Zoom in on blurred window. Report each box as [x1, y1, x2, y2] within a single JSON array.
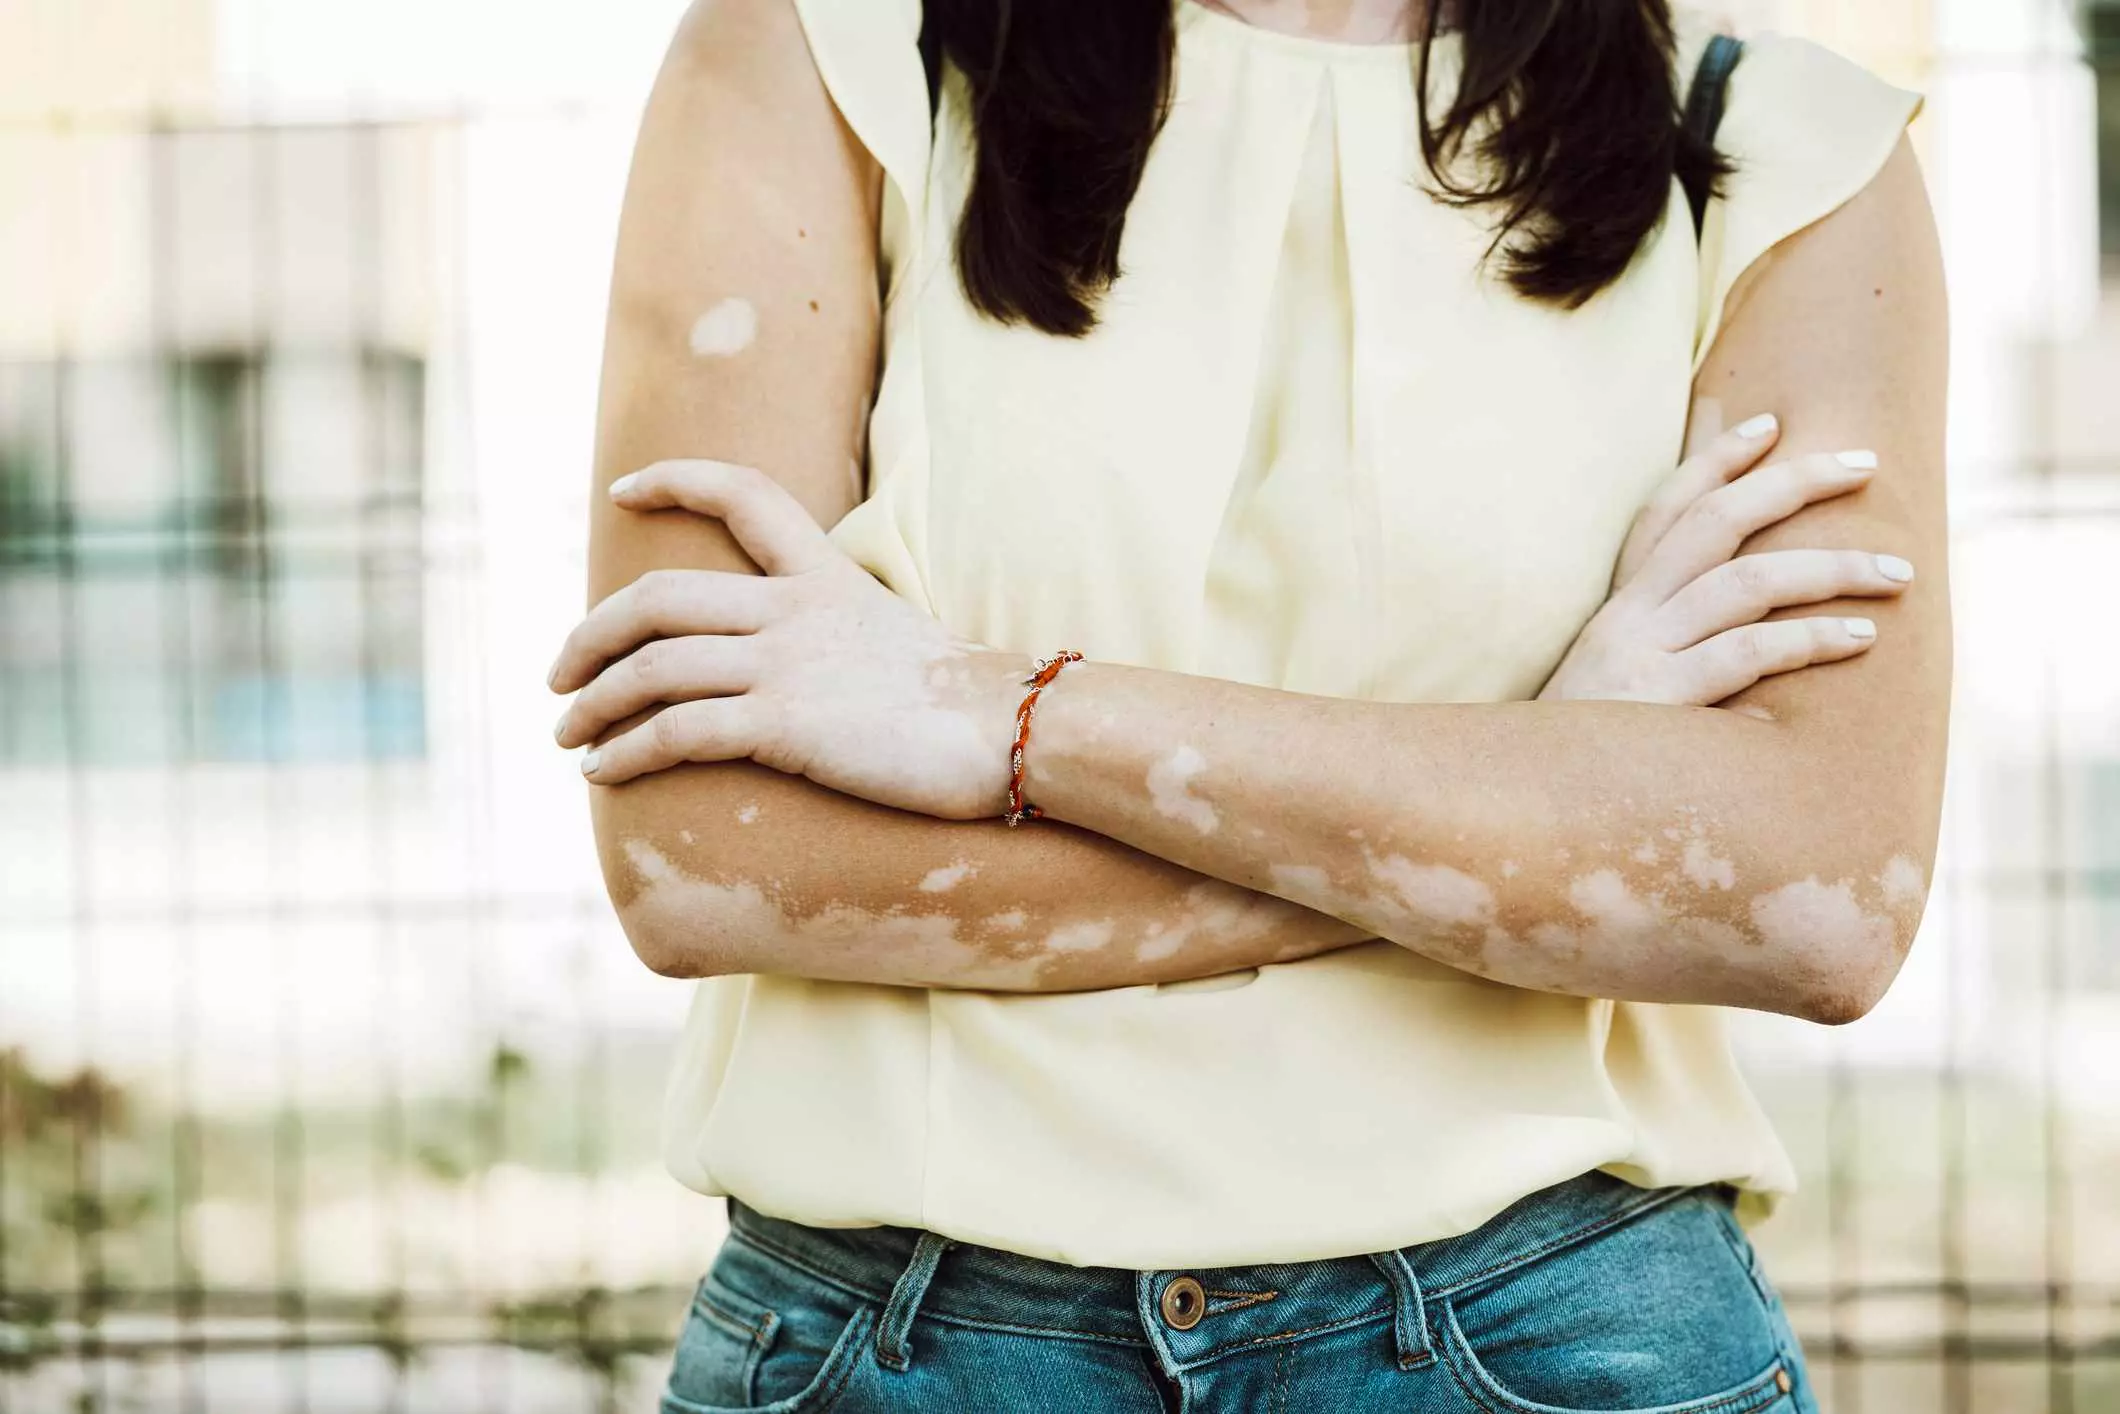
[[0, 349, 427, 765]]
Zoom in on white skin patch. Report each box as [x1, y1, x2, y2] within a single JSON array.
[[1630, 841, 1660, 865], [1133, 882, 1283, 964], [1044, 919, 1117, 953], [984, 909, 1029, 932], [1680, 839, 1736, 892], [1567, 869, 1666, 942], [1500, 860, 1521, 879], [918, 861, 976, 893], [1879, 855, 1926, 909], [1146, 745, 1220, 834], [689, 298, 758, 358], [1364, 854, 1496, 930], [735, 803, 760, 825], [679, 829, 696, 846], [1269, 864, 1332, 900], [622, 840, 1043, 988], [1749, 877, 1896, 956]]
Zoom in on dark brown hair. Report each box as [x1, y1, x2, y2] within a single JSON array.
[[919, 0, 1729, 335]]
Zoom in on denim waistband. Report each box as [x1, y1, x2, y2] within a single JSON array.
[[725, 1171, 1727, 1370]]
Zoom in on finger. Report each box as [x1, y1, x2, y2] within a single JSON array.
[[609, 460, 835, 576], [1632, 450, 1878, 602], [578, 696, 761, 786], [547, 568, 778, 693], [1616, 413, 1782, 588], [1673, 616, 1878, 704], [1658, 548, 1915, 650], [555, 635, 758, 749]]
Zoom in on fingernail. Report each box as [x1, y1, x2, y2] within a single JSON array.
[[1874, 554, 1915, 583], [546, 661, 562, 690], [1843, 618, 1877, 640], [1837, 450, 1879, 470], [607, 472, 638, 497], [580, 750, 601, 776], [554, 710, 572, 744], [1734, 414, 1778, 439]]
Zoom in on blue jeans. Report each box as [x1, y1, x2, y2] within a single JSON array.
[[662, 1171, 1815, 1413]]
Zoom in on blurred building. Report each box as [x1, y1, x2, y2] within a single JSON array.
[[1, 1, 2117, 1412]]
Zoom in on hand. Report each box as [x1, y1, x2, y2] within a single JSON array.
[[548, 460, 1032, 817], [1539, 414, 1914, 705]]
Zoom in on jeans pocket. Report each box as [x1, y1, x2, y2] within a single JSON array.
[[1437, 1189, 1797, 1414], [662, 1236, 878, 1414]]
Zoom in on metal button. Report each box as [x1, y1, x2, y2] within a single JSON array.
[[1774, 1368, 1793, 1395], [1159, 1275, 1206, 1331]]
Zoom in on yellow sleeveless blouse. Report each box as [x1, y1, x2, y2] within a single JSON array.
[[660, 0, 1923, 1268]]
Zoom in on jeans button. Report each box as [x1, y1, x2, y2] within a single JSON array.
[[1160, 1275, 1206, 1331], [1775, 1367, 1793, 1395]]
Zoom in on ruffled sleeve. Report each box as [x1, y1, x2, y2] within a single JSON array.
[[1690, 30, 1924, 373], [790, 0, 932, 289]]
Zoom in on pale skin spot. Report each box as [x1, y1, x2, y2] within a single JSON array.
[[1567, 869, 1667, 943], [1146, 745, 1220, 835], [688, 297, 758, 358], [1044, 919, 1117, 953], [1269, 863, 1332, 899], [621, 840, 1046, 988], [1749, 877, 1896, 957], [679, 829, 696, 846], [1630, 841, 1661, 865], [984, 909, 1029, 932], [1680, 838, 1737, 892], [735, 803, 760, 825], [1879, 854, 1926, 909], [1499, 860, 1521, 879], [1363, 854, 1496, 930], [918, 861, 976, 893]]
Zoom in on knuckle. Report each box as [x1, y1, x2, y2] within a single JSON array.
[[628, 639, 665, 681], [1725, 630, 1768, 674], [649, 707, 685, 756], [1725, 556, 1772, 598]]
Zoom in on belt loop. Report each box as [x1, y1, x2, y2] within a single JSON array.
[[1367, 1249, 1435, 1370], [876, 1231, 950, 1372]]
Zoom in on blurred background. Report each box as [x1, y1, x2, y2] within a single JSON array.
[[0, 0, 2115, 1410]]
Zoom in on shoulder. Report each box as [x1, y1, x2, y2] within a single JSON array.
[[1683, 20, 1930, 370]]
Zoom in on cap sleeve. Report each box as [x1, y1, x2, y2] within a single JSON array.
[[1691, 31, 1924, 374], [791, 0, 932, 280]]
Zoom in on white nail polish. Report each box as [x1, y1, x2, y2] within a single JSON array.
[[1843, 618, 1877, 640], [1734, 414, 1778, 439], [608, 472, 638, 497], [580, 750, 601, 775], [1837, 450, 1879, 470], [554, 710, 572, 743], [1875, 554, 1914, 583]]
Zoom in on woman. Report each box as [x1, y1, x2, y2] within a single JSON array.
[[550, 0, 1946, 1407]]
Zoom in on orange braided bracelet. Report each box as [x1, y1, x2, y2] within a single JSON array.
[[1004, 650, 1083, 826]]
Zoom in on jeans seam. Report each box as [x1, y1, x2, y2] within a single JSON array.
[[1437, 1296, 1791, 1414], [1426, 1184, 1693, 1300]]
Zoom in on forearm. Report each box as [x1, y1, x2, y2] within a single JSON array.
[[594, 760, 1372, 989], [1027, 671, 1930, 1020]]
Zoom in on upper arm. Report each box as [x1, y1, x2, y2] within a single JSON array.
[[590, 0, 882, 602], [586, 0, 883, 932], [1686, 136, 1951, 861]]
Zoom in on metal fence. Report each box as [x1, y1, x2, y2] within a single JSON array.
[[3, 1, 2119, 1411]]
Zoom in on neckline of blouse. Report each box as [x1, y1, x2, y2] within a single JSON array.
[[1177, 0, 1464, 66]]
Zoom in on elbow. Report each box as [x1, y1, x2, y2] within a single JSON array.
[[1781, 872, 1931, 1027], [616, 901, 745, 980]]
